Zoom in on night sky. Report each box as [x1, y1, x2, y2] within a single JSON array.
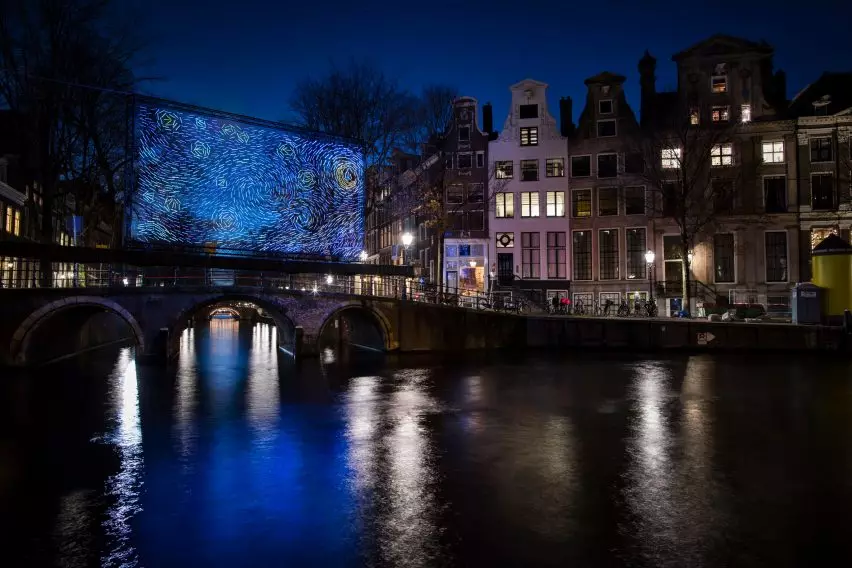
[[135, 0, 851, 129]]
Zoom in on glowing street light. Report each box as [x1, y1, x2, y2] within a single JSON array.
[[122, 277, 129, 286], [469, 260, 477, 268], [359, 250, 368, 262], [645, 250, 656, 306], [401, 232, 414, 247], [312, 284, 318, 294], [325, 274, 334, 285], [644, 250, 655, 265]]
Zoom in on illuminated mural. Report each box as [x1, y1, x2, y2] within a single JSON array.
[[130, 99, 364, 259]]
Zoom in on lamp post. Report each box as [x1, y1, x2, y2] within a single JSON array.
[[644, 249, 656, 306], [400, 232, 414, 299]]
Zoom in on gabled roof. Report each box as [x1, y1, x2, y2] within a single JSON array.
[[584, 71, 626, 86], [510, 78, 549, 91], [789, 72, 852, 118], [672, 34, 773, 61]]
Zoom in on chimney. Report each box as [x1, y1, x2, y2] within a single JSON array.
[[482, 102, 493, 133], [559, 97, 574, 137], [638, 50, 657, 129]]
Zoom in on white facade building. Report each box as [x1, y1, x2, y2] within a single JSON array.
[[488, 79, 571, 300]]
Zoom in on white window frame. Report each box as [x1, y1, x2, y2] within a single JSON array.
[[597, 152, 618, 179], [625, 226, 649, 280], [495, 192, 514, 218], [764, 230, 789, 283], [712, 232, 737, 284], [598, 228, 620, 281], [599, 99, 613, 115], [762, 140, 784, 163], [741, 104, 751, 123], [520, 191, 540, 218], [475, 151, 485, 168], [571, 188, 593, 218], [711, 144, 733, 167], [545, 157, 565, 178], [545, 191, 565, 217], [597, 119, 617, 138], [661, 148, 681, 169], [571, 230, 594, 282], [570, 155, 592, 178], [597, 187, 619, 216], [457, 151, 473, 169]]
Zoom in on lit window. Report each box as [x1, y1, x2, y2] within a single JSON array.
[[711, 75, 727, 93], [571, 190, 592, 218], [689, 107, 700, 125], [496, 232, 515, 248], [495, 193, 514, 218], [762, 141, 784, 163], [546, 191, 565, 217], [520, 191, 540, 217], [661, 148, 681, 169], [546, 158, 564, 177], [495, 161, 513, 179], [520, 127, 538, 146], [711, 144, 733, 167], [711, 106, 729, 122], [741, 104, 751, 123]]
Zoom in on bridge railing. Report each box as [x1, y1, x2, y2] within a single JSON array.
[[0, 255, 537, 314]]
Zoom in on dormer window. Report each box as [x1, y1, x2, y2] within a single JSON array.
[[601, 85, 611, 95], [599, 100, 613, 115], [813, 95, 831, 116], [519, 104, 538, 119]]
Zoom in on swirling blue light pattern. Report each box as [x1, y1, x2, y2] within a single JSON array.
[[130, 100, 365, 259]]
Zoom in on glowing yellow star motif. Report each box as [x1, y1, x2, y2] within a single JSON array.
[[335, 161, 358, 190]]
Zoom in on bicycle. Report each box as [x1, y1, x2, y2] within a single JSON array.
[[617, 300, 630, 317], [573, 301, 586, 316]]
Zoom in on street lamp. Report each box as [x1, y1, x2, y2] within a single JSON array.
[[359, 250, 368, 262], [469, 260, 476, 268], [644, 250, 656, 305], [325, 274, 334, 285], [401, 232, 413, 248]]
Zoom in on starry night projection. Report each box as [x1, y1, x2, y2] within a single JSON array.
[[130, 99, 365, 259]]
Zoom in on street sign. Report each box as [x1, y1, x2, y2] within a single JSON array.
[[697, 331, 716, 345]]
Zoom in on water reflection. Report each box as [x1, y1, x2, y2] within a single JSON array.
[[246, 323, 280, 435], [101, 348, 143, 568]]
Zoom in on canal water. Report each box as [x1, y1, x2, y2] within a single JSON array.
[[2, 319, 852, 567]]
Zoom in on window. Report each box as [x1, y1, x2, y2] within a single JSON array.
[[741, 104, 751, 122], [447, 183, 464, 205], [764, 176, 786, 213], [571, 156, 591, 177], [624, 152, 644, 174], [496, 232, 515, 248], [495, 193, 514, 218], [468, 183, 484, 203], [812, 174, 835, 210], [661, 148, 681, 169], [713, 234, 735, 283], [599, 100, 613, 114], [476, 151, 485, 168], [662, 182, 678, 217], [765, 232, 788, 282], [572, 231, 592, 280], [598, 187, 618, 216], [519, 104, 538, 119], [711, 144, 733, 167], [520, 159, 538, 181], [458, 153, 472, 169], [520, 127, 538, 146], [625, 186, 645, 215], [3, 206, 11, 233], [711, 75, 727, 93], [546, 158, 565, 177], [496, 161, 513, 179], [572, 189, 592, 218], [445, 154, 453, 169], [521, 232, 540, 278], [810, 138, 832, 162], [762, 141, 784, 163], [690, 107, 700, 125], [459, 126, 470, 141], [711, 106, 729, 122], [520, 191, 540, 217], [597, 153, 618, 178], [546, 232, 567, 279], [597, 120, 617, 137], [626, 228, 647, 279], [546, 191, 565, 217], [713, 180, 734, 213], [599, 229, 619, 280]]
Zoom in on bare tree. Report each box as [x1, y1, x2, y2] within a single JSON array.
[[633, 101, 759, 312]]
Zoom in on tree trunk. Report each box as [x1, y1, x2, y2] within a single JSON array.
[[436, 231, 444, 299], [681, 241, 692, 316]]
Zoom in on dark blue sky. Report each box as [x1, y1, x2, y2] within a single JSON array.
[[135, 0, 850, 128]]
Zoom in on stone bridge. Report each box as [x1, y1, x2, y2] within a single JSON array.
[[0, 286, 537, 367]]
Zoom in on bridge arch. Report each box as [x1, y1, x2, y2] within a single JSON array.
[[166, 293, 296, 358], [316, 303, 392, 353], [10, 297, 145, 366], [208, 306, 241, 319]]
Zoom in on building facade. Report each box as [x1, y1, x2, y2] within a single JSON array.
[[488, 79, 571, 301], [566, 72, 652, 310]]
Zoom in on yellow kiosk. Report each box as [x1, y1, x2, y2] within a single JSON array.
[[811, 234, 852, 322]]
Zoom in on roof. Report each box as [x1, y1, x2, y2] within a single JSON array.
[[510, 78, 549, 91], [584, 71, 626, 86], [672, 34, 773, 61], [0, 179, 25, 206], [789, 72, 852, 118], [813, 234, 852, 254]]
